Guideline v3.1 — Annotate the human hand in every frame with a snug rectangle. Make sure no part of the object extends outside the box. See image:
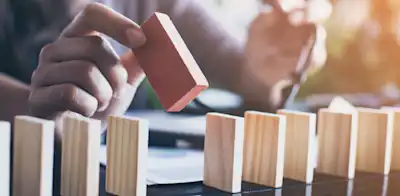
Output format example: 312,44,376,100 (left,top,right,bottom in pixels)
240,0,332,111
29,3,146,129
